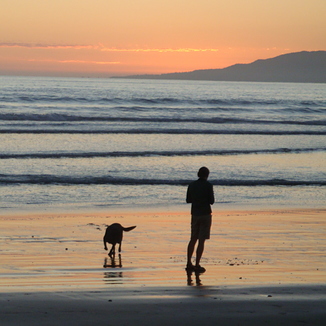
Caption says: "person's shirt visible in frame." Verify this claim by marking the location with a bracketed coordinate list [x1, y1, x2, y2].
[186, 178, 214, 216]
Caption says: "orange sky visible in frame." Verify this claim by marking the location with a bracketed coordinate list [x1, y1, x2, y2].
[1, 0, 325, 77]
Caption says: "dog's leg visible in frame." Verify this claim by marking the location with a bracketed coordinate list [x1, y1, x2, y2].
[103, 237, 108, 251]
[118, 242, 121, 253]
[109, 244, 116, 257]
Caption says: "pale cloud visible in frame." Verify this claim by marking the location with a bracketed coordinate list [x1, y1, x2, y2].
[0, 43, 98, 50]
[100, 48, 220, 53]
[26, 59, 120, 65]
[58, 60, 120, 65]
[0, 42, 219, 53]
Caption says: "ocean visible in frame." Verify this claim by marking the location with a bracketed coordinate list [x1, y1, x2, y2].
[0, 76, 325, 213]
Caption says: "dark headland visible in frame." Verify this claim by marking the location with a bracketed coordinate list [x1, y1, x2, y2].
[114, 51, 326, 83]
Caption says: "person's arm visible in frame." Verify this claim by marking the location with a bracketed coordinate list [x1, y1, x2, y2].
[186, 185, 192, 203]
[209, 183, 215, 205]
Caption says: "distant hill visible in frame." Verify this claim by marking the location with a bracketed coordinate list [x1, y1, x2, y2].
[116, 51, 326, 83]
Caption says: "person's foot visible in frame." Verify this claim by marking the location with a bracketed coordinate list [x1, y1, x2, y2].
[194, 265, 206, 273]
[185, 263, 194, 271]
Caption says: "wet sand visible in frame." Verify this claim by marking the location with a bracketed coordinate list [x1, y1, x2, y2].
[1, 209, 326, 325]
[1, 285, 326, 326]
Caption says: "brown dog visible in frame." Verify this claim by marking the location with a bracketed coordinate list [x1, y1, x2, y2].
[103, 223, 136, 256]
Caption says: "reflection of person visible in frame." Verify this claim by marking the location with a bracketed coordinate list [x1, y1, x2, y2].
[186, 268, 202, 286]
[186, 167, 214, 273]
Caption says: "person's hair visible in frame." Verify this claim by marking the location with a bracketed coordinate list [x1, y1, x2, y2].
[197, 166, 210, 179]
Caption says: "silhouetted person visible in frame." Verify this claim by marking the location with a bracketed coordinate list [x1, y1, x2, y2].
[186, 167, 214, 273]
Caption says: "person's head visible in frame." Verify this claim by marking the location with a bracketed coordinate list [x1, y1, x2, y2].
[197, 166, 210, 179]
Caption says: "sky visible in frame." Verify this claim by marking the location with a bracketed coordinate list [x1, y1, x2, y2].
[1, 0, 325, 77]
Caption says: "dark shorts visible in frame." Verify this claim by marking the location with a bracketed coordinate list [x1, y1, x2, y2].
[191, 214, 212, 240]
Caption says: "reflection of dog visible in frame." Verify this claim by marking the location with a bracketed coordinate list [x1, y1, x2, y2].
[103, 256, 122, 268]
[103, 223, 136, 256]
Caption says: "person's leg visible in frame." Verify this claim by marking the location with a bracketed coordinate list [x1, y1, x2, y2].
[195, 214, 211, 269]
[187, 238, 197, 267]
[187, 215, 199, 268]
[195, 238, 205, 267]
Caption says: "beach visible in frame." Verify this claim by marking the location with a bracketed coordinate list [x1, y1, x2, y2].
[1, 208, 325, 325]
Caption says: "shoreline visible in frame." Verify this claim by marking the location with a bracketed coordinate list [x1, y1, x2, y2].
[2, 204, 325, 217]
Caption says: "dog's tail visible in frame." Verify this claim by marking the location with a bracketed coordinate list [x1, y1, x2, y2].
[123, 226, 136, 232]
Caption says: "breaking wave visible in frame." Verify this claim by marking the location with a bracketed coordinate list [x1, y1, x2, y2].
[0, 112, 325, 126]
[1, 147, 325, 160]
[0, 174, 325, 186]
